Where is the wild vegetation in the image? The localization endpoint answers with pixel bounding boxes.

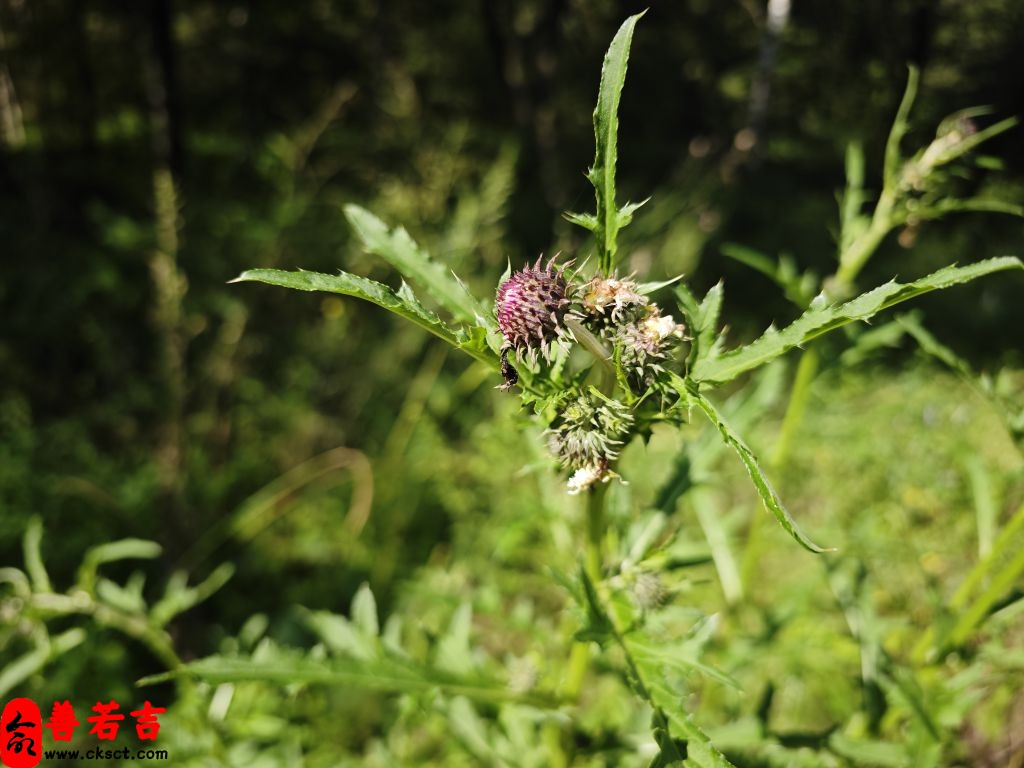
[2,2,1023,766]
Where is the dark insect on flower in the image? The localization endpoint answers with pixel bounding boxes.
[496,256,571,362]
[498,348,519,390]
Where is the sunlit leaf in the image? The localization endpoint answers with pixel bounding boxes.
[563,210,598,231]
[139,651,558,708]
[77,539,161,594]
[0,629,86,699]
[675,282,724,368]
[692,257,1022,385]
[231,268,498,368]
[582,11,646,273]
[23,517,51,593]
[646,677,736,768]
[435,602,474,676]
[149,564,234,627]
[344,204,486,323]
[351,582,379,638]
[691,389,831,554]
[627,637,741,691]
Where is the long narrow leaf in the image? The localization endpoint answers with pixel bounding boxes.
[139,652,558,709]
[587,12,645,273]
[77,539,161,594]
[344,204,486,323]
[231,268,497,368]
[691,390,831,554]
[884,66,919,185]
[692,257,1022,385]
[646,678,737,768]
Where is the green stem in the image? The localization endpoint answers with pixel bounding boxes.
[912,500,1024,662]
[563,483,609,697]
[586,482,608,582]
[833,189,896,296]
[550,483,610,765]
[30,592,185,674]
[771,348,820,469]
[580,568,675,748]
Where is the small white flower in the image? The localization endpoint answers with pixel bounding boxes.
[579,277,647,323]
[640,313,685,344]
[566,462,625,494]
[566,464,607,495]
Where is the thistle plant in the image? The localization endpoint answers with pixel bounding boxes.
[225,13,1023,764]
[495,256,571,366]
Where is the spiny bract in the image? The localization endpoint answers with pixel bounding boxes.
[495,256,570,361]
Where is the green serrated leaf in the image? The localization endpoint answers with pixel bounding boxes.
[884,66,919,185]
[589,12,645,273]
[897,314,974,377]
[139,651,558,708]
[457,324,494,356]
[351,583,379,638]
[96,575,147,614]
[23,517,52,593]
[0,629,87,700]
[692,257,1022,385]
[435,602,474,676]
[395,280,436,323]
[343,204,485,323]
[149,563,234,627]
[649,709,688,767]
[665,712,736,768]
[674,284,701,364]
[617,197,651,229]
[638,274,685,295]
[676,282,725,368]
[644,679,736,768]
[720,245,814,308]
[77,539,162,594]
[911,197,1024,220]
[576,566,614,644]
[627,637,741,691]
[691,389,831,554]
[696,282,724,355]
[231,268,498,369]
[447,696,499,763]
[564,210,599,231]
[828,733,908,767]
[303,610,376,660]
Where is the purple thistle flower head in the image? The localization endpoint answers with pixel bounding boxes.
[496,256,570,360]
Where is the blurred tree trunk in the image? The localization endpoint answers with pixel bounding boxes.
[140,0,188,534]
[909,0,935,71]
[747,0,791,142]
[0,20,25,147]
[481,0,568,226]
[69,0,97,151]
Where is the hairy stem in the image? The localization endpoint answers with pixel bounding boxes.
[564,483,610,692]
[586,482,608,582]
[833,189,897,295]
[550,482,610,764]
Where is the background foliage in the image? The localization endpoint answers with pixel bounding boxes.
[1,0,1023,765]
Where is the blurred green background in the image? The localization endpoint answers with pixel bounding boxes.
[1,1,1023,765]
